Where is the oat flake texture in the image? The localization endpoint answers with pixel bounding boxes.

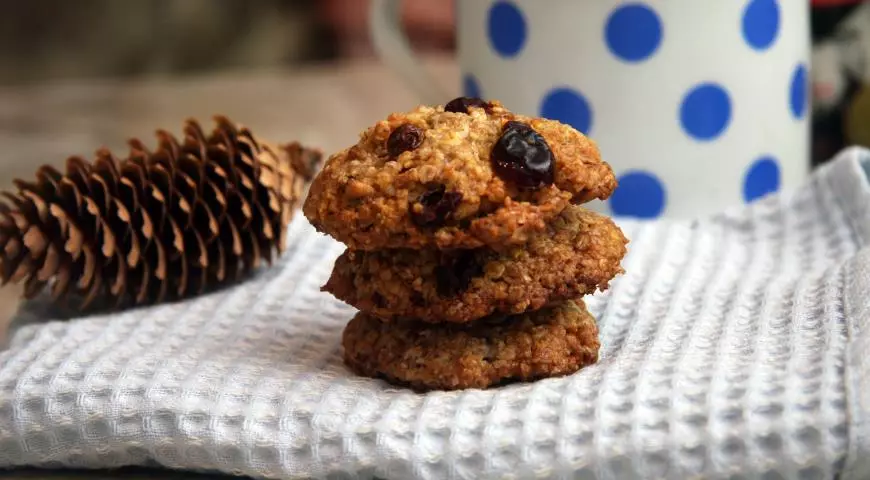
[3,148,870,479]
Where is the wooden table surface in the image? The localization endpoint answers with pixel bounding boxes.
[0,56,457,479]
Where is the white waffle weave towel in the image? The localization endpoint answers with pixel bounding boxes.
[2,148,870,480]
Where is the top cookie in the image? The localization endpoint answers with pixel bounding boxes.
[302,98,616,250]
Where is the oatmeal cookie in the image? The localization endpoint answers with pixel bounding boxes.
[323,206,626,323]
[341,299,600,391]
[303,98,616,250]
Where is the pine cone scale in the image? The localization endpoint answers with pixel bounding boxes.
[49,206,83,259]
[194,200,219,242]
[108,255,126,297]
[22,225,47,257]
[18,188,50,223]
[11,256,32,283]
[78,247,96,289]
[37,244,60,281]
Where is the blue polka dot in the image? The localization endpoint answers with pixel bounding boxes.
[743,156,781,202]
[790,64,807,119]
[463,74,482,99]
[680,83,732,141]
[605,3,663,62]
[540,87,593,134]
[609,170,666,219]
[742,0,780,51]
[487,1,527,58]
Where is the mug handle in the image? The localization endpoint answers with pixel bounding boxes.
[368,0,450,105]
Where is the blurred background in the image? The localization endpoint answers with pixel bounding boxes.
[0,1,866,170]
[0,0,455,83]
[0,0,868,323]
[811,0,870,164]
[0,0,456,186]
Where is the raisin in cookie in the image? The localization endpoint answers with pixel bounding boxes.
[303,98,616,250]
[324,206,626,323]
[341,299,600,391]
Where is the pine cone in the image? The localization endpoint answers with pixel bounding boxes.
[0,116,322,310]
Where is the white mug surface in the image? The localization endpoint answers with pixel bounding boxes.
[371,0,811,219]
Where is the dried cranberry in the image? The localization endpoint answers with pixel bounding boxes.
[445,97,490,114]
[409,183,463,227]
[387,123,423,158]
[410,291,425,306]
[435,251,481,296]
[491,121,555,189]
[371,292,387,308]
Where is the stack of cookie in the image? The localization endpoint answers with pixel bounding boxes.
[303,98,627,391]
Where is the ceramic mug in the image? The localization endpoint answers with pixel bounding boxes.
[369,0,811,219]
